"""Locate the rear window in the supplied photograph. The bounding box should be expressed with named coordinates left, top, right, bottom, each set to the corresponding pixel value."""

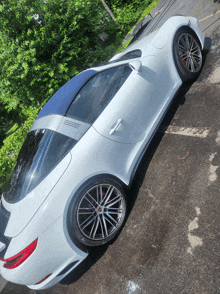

left=66, top=64, right=132, bottom=124
left=3, top=129, right=76, bottom=204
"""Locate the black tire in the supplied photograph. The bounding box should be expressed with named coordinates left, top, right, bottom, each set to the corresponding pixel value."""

left=67, top=176, right=127, bottom=248
left=173, top=26, right=202, bottom=82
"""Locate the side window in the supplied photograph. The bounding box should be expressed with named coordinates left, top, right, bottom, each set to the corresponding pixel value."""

left=66, top=65, right=132, bottom=124
left=114, top=49, right=142, bottom=62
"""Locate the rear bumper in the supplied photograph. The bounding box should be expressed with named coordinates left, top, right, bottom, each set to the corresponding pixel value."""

left=0, top=216, right=87, bottom=290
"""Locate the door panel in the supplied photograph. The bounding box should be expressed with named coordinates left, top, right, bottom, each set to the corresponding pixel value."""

left=93, top=56, right=174, bottom=144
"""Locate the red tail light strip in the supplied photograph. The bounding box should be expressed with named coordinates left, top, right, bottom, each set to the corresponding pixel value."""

left=35, top=273, right=52, bottom=285
left=0, top=239, right=38, bottom=269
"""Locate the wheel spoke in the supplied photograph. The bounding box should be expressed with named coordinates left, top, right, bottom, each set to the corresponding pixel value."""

left=178, top=44, right=186, bottom=52
left=87, top=192, right=98, bottom=206
left=190, top=51, right=200, bottom=58
left=78, top=211, right=95, bottom=215
left=194, top=53, right=201, bottom=60
left=102, top=215, right=109, bottom=237
left=107, top=207, right=123, bottom=212
left=78, top=207, right=95, bottom=214
left=92, top=216, right=100, bottom=239
left=106, top=196, right=123, bottom=208
left=89, top=216, right=97, bottom=238
left=106, top=194, right=121, bottom=205
left=190, top=57, right=195, bottom=72
left=186, top=57, right=190, bottom=69
left=180, top=52, right=188, bottom=59
left=84, top=196, right=96, bottom=208
left=103, top=186, right=114, bottom=205
left=191, top=44, right=200, bottom=54
left=191, top=55, right=198, bottom=66
left=101, top=185, right=111, bottom=204
left=180, top=36, right=187, bottom=50
left=99, top=215, right=105, bottom=238
left=191, top=56, right=199, bottom=71
left=192, top=56, right=201, bottom=67
left=79, top=207, right=95, bottom=210
left=189, top=36, right=194, bottom=52
left=106, top=208, right=123, bottom=214
left=106, top=212, right=118, bottom=224
left=107, top=212, right=123, bottom=215
left=105, top=214, right=117, bottom=228
left=96, top=186, right=99, bottom=203
left=99, top=185, right=103, bottom=203
left=80, top=213, right=97, bottom=231
left=185, top=34, right=190, bottom=50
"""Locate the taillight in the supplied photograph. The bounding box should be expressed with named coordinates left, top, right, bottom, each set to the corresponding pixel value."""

left=0, top=239, right=38, bottom=269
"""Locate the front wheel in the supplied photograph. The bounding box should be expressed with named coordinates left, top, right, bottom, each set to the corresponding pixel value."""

left=173, top=26, right=202, bottom=82
left=68, top=177, right=127, bottom=248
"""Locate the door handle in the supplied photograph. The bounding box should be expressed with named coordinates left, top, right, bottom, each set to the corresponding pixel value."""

left=109, top=118, right=123, bottom=135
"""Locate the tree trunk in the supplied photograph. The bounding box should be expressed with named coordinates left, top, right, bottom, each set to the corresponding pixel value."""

left=101, top=0, right=116, bottom=21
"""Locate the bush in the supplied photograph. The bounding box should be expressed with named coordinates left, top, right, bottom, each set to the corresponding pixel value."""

left=0, top=106, right=39, bottom=193
left=105, top=0, right=153, bottom=34
left=0, top=0, right=119, bottom=117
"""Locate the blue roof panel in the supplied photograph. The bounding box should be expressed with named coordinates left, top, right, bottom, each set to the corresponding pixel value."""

left=37, top=69, right=96, bottom=120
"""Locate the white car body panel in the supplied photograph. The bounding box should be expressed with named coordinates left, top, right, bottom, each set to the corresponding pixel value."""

left=2, top=153, right=72, bottom=237
left=1, top=216, right=87, bottom=289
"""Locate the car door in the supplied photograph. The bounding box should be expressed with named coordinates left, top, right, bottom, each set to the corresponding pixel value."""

left=93, top=56, right=174, bottom=144
left=66, top=63, right=133, bottom=127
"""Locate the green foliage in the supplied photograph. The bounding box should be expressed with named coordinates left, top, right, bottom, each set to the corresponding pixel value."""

left=0, top=105, right=39, bottom=193
left=0, top=0, right=119, bottom=116
left=0, top=0, right=154, bottom=119
left=141, top=0, right=160, bottom=18
left=105, top=0, right=153, bottom=34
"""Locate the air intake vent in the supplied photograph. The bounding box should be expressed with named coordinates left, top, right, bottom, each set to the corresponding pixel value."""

left=64, top=120, right=81, bottom=129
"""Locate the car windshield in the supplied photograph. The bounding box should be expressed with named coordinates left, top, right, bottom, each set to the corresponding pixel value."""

left=66, top=64, right=132, bottom=124
left=3, top=129, right=76, bottom=204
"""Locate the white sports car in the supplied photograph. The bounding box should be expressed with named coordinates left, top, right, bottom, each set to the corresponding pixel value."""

left=0, top=16, right=204, bottom=289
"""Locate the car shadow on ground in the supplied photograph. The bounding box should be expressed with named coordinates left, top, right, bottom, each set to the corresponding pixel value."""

left=60, top=39, right=211, bottom=287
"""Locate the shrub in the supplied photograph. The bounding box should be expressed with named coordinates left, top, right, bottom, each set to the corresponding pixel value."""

left=0, top=106, right=39, bottom=193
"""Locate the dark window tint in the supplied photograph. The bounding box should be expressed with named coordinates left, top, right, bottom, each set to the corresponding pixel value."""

left=99, top=49, right=142, bottom=66
left=66, top=65, right=132, bottom=124
left=114, top=49, right=142, bottom=62
left=4, top=129, right=76, bottom=204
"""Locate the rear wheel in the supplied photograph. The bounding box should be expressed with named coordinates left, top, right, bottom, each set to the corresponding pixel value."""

left=68, top=177, right=127, bottom=248
left=173, top=26, right=202, bottom=82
